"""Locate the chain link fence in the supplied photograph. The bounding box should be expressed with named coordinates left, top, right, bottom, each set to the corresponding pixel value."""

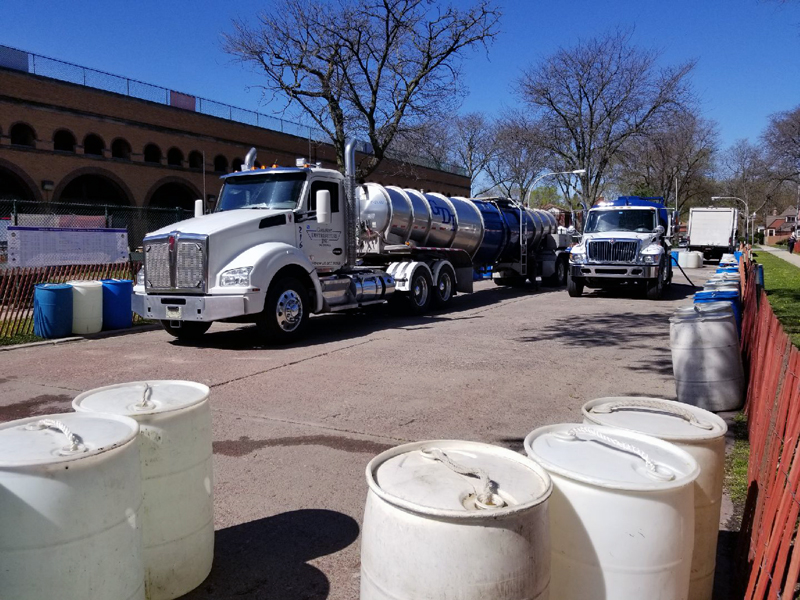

left=0, top=199, right=192, bottom=266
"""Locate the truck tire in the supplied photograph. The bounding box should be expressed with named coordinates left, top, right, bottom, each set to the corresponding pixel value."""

left=645, top=257, right=667, bottom=300
left=548, top=256, right=568, bottom=286
left=432, top=265, right=456, bottom=308
left=257, top=277, right=309, bottom=344
left=405, top=266, right=433, bottom=314
left=567, top=271, right=584, bottom=297
left=160, top=320, right=211, bottom=341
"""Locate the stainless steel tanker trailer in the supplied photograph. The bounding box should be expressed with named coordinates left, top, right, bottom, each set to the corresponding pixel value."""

left=132, top=141, right=572, bottom=343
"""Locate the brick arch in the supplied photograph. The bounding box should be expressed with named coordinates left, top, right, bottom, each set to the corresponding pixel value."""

left=0, top=157, right=43, bottom=202
left=53, top=127, right=78, bottom=152
left=52, top=166, right=135, bottom=206
left=144, top=176, right=202, bottom=209
left=9, top=121, right=37, bottom=146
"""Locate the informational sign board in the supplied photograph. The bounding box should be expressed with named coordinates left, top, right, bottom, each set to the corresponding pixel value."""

left=7, top=227, right=129, bottom=267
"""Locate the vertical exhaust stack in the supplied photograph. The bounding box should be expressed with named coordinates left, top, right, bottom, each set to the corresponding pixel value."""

left=345, top=139, right=359, bottom=267
left=243, top=147, right=257, bottom=171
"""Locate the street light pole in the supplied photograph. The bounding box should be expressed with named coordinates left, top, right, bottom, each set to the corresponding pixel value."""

left=711, top=196, right=749, bottom=247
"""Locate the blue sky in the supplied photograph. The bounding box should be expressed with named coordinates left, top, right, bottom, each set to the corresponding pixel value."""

left=2, top=0, right=798, bottom=149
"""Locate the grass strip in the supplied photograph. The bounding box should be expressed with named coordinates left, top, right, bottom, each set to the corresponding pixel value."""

left=725, top=413, right=750, bottom=522
left=754, top=251, right=800, bottom=348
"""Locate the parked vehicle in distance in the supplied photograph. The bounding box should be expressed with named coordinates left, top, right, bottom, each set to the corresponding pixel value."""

left=687, top=207, right=738, bottom=260
left=567, top=196, right=674, bottom=300
left=132, top=142, right=572, bottom=343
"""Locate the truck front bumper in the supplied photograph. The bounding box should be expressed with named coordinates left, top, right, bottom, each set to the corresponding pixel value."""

left=570, top=264, right=659, bottom=280
left=133, top=292, right=247, bottom=322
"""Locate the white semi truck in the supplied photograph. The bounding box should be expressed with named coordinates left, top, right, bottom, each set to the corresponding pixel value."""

left=567, top=196, right=674, bottom=300
left=687, top=206, right=738, bottom=259
left=132, top=142, right=571, bottom=343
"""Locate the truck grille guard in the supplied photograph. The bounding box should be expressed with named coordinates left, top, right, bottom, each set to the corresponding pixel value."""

left=144, top=232, right=209, bottom=293
left=586, top=239, right=640, bottom=263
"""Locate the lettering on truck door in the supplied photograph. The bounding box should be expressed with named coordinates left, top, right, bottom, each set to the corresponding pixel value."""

left=297, top=179, right=346, bottom=272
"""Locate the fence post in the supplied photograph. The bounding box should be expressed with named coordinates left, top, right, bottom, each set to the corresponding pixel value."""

left=11, top=200, right=17, bottom=225
left=104, top=205, right=109, bottom=228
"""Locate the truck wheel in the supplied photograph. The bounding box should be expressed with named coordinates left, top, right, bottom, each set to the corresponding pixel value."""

left=160, top=320, right=211, bottom=341
left=405, top=266, right=433, bottom=314
left=432, top=265, right=456, bottom=308
left=257, top=277, right=309, bottom=344
left=548, top=256, right=568, bottom=286
left=567, top=271, right=584, bottom=297
left=646, top=257, right=667, bottom=300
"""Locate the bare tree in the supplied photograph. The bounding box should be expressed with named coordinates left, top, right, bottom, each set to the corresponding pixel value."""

left=516, top=30, right=695, bottom=205
left=616, top=110, right=719, bottom=213
left=482, top=114, right=549, bottom=203
left=763, top=105, right=800, bottom=182
left=224, top=0, right=500, bottom=177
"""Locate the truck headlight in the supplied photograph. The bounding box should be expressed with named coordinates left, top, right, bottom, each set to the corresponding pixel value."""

left=642, top=254, right=657, bottom=264
left=570, top=250, right=587, bottom=264
left=136, top=266, right=145, bottom=286
left=220, top=267, right=253, bottom=287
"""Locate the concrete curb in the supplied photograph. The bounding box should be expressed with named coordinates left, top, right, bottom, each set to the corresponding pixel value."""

left=0, top=323, right=161, bottom=352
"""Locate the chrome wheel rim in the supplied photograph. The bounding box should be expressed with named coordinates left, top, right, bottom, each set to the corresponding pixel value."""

left=276, top=290, right=303, bottom=332
left=412, top=275, right=429, bottom=307
left=437, top=272, right=452, bottom=301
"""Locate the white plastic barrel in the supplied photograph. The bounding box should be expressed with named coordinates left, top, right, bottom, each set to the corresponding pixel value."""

left=362, top=440, right=552, bottom=600
left=67, top=279, right=103, bottom=334
left=689, top=251, right=703, bottom=268
left=525, top=423, right=699, bottom=600
left=678, top=251, right=692, bottom=268
left=73, top=381, right=214, bottom=600
left=0, top=412, right=144, bottom=600
left=670, top=302, right=744, bottom=411
left=582, top=397, right=728, bottom=600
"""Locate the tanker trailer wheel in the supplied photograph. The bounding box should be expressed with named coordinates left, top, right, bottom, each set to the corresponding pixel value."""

left=432, top=265, right=456, bottom=308
left=567, top=271, right=584, bottom=297
left=161, top=320, right=211, bottom=341
left=404, top=266, right=433, bottom=314
left=257, top=277, right=309, bottom=344
left=551, top=255, right=568, bottom=286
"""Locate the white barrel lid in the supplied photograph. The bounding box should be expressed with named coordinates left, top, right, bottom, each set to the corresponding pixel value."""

left=366, top=440, right=552, bottom=519
left=0, top=412, right=139, bottom=467
left=582, top=397, right=727, bottom=442
left=65, top=280, right=103, bottom=288
left=73, top=380, right=210, bottom=417
left=524, top=423, right=699, bottom=491
left=670, top=302, right=734, bottom=322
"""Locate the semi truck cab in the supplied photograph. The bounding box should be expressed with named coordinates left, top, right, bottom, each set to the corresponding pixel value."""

left=567, top=196, right=673, bottom=300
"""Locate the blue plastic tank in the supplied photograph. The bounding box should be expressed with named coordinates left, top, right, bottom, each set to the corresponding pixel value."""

left=716, top=267, right=739, bottom=274
left=670, top=250, right=680, bottom=266
left=100, top=279, right=133, bottom=330
left=734, top=251, right=743, bottom=263
left=33, top=283, right=73, bottom=339
left=695, top=290, right=741, bottom=333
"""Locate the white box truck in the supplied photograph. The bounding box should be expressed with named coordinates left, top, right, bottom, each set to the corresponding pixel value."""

left=687, top=207, right=738, bottom=260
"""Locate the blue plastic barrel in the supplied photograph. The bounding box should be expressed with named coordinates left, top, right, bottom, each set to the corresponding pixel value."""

left=756, top=264, right=765, bottom=287
left=716, top=267, right=739, bottom=274
left=33, top=283, right=73, bottom=339
left=670, top=250, right=680, bottom=266
left=695, top=290, right=741, bottom=333
left=100, top=279, right=133, bottom=330
left=734, top=251, right=743, bottom=263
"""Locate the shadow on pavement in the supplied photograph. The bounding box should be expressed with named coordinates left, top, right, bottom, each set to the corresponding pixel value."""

left=169, top=283, right=559, bottom=351
left=181, top=509, right=360, bottom=600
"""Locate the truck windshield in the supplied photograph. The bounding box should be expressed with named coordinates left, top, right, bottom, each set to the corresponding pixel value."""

left=584, top=209, right=656, bottom=233
left=216, top=173, right=306, bottom=211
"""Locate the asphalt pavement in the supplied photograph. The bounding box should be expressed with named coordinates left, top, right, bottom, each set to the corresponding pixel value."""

left=0, top=264, right=721, bottom=599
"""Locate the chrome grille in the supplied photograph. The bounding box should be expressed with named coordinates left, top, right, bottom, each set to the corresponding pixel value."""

left=176, top=241, right=205, bottom=289
left=145, top=241, right=171, bottom=289
left=588, top=240, right=638, bottom=263
left=144, top=234, right=207, bottom=292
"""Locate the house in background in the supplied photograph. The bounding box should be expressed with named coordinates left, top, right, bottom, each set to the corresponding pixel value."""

left=764, top=207, right=799, bottom=245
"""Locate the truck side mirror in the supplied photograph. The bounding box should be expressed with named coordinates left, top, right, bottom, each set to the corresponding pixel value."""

left=655, top=225, right=665, bottom=236
left=567, top=226, right=576, bottom=235
left=316, top=190, right=331, bottom=224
